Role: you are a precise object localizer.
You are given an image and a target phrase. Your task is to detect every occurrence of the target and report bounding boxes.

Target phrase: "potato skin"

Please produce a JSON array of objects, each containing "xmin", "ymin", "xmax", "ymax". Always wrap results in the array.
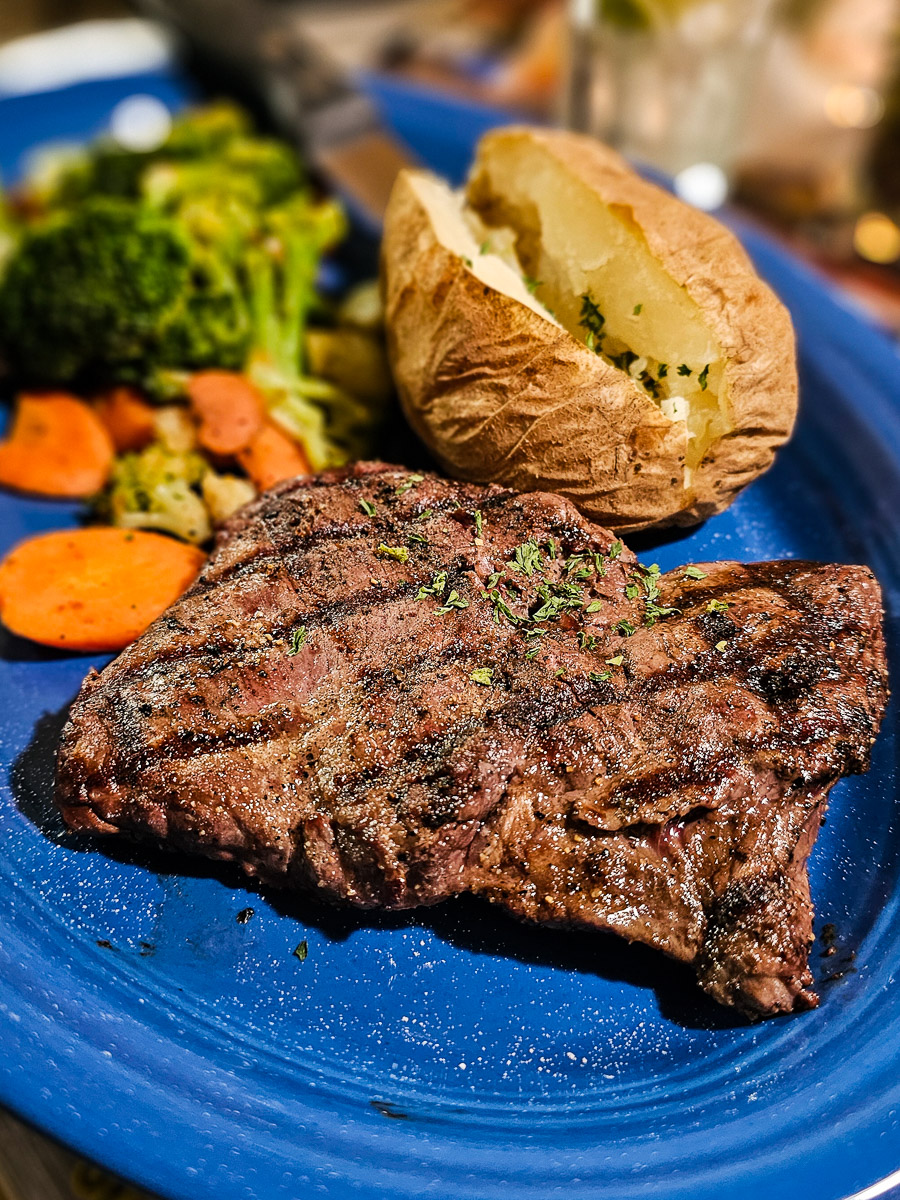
[{"xmin": 382, "ymin": 130, "xmax": 798, "ymax": 531}]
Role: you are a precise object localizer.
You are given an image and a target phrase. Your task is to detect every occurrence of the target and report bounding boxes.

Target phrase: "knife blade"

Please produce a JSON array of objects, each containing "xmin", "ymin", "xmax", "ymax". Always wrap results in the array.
[{"xmin": 134, "ymin": 0, "xmax": 418, "ymax": 225}]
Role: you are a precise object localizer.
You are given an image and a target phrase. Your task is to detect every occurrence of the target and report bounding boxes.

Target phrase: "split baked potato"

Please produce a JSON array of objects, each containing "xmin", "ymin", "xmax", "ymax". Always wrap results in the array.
[{"xmin": 381, "ymin": 127, "xmax": 797, "ymax": 531}]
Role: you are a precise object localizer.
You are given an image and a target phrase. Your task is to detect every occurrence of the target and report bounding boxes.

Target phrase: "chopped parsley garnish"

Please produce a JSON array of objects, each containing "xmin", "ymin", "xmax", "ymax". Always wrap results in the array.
[
  {"xmin": 633, "ymin": 303, "xmax": 643, "ymax": 315},
  {"xmin": 395, "ymin": 473, "xmax": 425, "ymax": 495},
  {"xmin": 625, "ymin": 583, "xmax": 640, "ymax": 600},
  {"xmin": 585, "ymin": 331, "xmax": 597, "ymax": 352},
  {"xmin": 508, "ymin": 537, "xmax": 543, "ymax": 577},
  {"xmin": 407, "ymin": 531, "xmax": 428, "ymax": 545},
  {"xmin": 683, "ymin": 566, "xmax": 708, "ymax": 580},
  {"xmin": 436, "ymin": 589, "xmax": 468, "ymax": 614},
  {"xmin": 417, "ymin": 508, "xmax": 433, "ymax": 521},
  {"xmin": 585, "ymin": 600, "xmax": 604, "ymax": 613},
  {"xmin": 524, "ymin": 275, "xmax": 542, "ymax": 295},
  {"xmin": 698, "ymin": 363, "xmax": 710, "ymax": 391},
  {"xmin": 474, "ymin": 509, "xmax": 484, "ymax": 537},
  {"xmin": 479, "ymin": 240, "xmax": 492, "ymax": 255},
  {"xmin": 525, "ymin": 648, "xmax": 540, "ymax": 660},
  {"xmin": 580, "ymin": 294, "xmax": 606, "ymax": 341},
  {"xmin": 294, "ymin": 940, "xmax": 308, "ymax": 962},
  {"xmin": 616, "ymin": 619, "xmax": 636, "ymax": 637},
  {"xmin": 485, "ymin": 571, "xmax": 501, "ymax": 590},
  {"xmin": 462, "ymin": 256, "xmax": 473, "ymax": 268},
  {"xmin": 546, "ymin": 538, "xmax": 558, "ymax": 560},
  {"xmin": 608, "ymin": 540, "xmax": 623, "ymax": 559},
  {"xmin": 589, "ymin": 670, "xmax": 612, "ymax": 683},
  {"xmin": 359, "ymin": 498, "xmax": 377, "ymax": 517},
  {"xmin": 470, "ymin": 666, "xmax": 494, "ymax": 686},
  {"xmin": 657, "ymin": 363, "xmax": 669, "ymax": 378},
  {"xmin": 642, "ymin": 573, "xmax": 661, "ymax": 601},
  {"xmin": 608, "ymin": 349, "xmax": 639, "ymax": 373},
  {"xmin": 555, "ymin": 667, "xmax": 566, "ymax": 678},
  {"xmin": 644, "ymin": 601, "xmax": 678, "ymax": 626},
  {"xmin": 606, "ymin": 655, "xmax": 624, "ymax": 666},
  {"xmin": 287, "ymin": 626, "xmax": 307, "ymax": 655},
  {"xmin": 417, "ymin": 571, "xmax": 447, "ymax": 599},
  {"xmin": 677, "ymin": 363, "xmax": 692, "ymax": 377},
  {"xmin": 378, "ymin": 543, "xmax": 409, "ymax": 563},
  {"xmin": 707, "ymin": 599, "xmax": 730, "ymax": 613},
  {"xmin": 577, "ymin": 631, "xmax": 599, "ymax": 650},
  {"xmin": 487, "ymin": 589, "xmax": 521, "ymax": 626}
]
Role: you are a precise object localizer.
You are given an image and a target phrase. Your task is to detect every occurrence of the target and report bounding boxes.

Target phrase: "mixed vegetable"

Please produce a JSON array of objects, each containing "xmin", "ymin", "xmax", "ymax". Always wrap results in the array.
[{"xmin": 0, "ymin": 101, "xmax": 392, "ymax": 651}]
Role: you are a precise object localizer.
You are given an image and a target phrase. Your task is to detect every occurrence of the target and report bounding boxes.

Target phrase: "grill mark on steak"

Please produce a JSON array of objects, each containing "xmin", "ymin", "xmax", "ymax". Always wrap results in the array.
[{"xmin": 55, "ymin": 463, "xmax": 889, "ymax": 1019}]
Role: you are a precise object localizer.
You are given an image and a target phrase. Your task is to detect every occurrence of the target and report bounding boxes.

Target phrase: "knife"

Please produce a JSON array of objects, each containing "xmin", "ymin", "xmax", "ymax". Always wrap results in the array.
[{"xmin": 134, "ymin": 0, "xmax": 417, "ymax": 226}]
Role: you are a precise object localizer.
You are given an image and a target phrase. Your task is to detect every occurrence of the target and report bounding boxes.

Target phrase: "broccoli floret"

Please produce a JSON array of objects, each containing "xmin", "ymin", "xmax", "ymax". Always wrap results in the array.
[
  {"xmin": 103, "ymin": 441, "xmax": 212, "ymax": 544},
  {"xmin": 0, "ymin": 198, "xmax": 250, "ymax": 386}
]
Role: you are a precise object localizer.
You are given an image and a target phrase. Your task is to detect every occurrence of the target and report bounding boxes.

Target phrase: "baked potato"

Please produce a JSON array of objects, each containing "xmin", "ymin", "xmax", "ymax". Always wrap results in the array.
[{"xmin": 381, "ymin": 127, "xmax": 797, "ymax": 531}]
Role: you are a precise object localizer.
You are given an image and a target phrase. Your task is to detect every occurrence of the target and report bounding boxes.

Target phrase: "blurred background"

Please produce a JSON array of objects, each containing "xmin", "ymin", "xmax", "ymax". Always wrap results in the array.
[
  {"xmin": 7, "ymin": 0, "xmax": 900, "ymax": 326},
  {"xmin": 3, "ymin": 0, "xmax": 900, "ymax": 329}
]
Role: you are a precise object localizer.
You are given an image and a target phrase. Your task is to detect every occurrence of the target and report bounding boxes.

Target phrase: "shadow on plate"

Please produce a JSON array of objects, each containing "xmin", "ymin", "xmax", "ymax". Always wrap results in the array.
[{"xmin": 12, "ymin": 698, "xmax": 746, "ymax": 1033}]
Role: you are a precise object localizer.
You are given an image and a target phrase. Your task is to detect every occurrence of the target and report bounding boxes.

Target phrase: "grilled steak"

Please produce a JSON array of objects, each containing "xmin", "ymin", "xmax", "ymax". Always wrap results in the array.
[{"xmin": 56, "ymin": 463, "xmax": 889, "ymax": 1017}]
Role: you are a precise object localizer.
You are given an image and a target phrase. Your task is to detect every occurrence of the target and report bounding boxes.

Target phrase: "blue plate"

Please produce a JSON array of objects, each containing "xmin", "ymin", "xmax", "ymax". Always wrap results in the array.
[{"xmin": 2, "ymin": 70, "xmax": 899, "ymax": 1200}]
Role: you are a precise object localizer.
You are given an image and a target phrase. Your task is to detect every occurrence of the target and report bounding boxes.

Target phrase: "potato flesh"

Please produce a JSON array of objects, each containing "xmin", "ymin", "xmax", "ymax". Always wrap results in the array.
[
  {"xmin": 467, "ymin": 149, "xmax": 731, "ymax": 472},
  {"xmin": 405, "ymin": 173, "xmax": 559, "ymax": 326}
]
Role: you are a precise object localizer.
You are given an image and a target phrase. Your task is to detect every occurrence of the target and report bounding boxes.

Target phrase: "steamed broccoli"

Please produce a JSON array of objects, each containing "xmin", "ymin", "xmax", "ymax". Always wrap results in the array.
[
  {"xmin": 0, "ymin": 198, "xmax": 250, "ymax": 386},
  {"xmin": 103, "ymin": 441, "xmax": 212, "ymax": 544}
]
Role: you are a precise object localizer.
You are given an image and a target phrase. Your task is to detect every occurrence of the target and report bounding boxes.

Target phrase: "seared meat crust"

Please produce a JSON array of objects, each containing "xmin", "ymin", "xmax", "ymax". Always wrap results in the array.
[{"xmin": 56, "ymin": 464, "xmax": 889, "ymax": 1016}]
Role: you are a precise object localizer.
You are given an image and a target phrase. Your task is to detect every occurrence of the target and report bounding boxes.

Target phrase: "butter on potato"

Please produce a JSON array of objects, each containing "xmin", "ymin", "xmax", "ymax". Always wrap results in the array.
[{"xmin": 381, "ymin": 127, "xmax": 797, "ymax": 531}]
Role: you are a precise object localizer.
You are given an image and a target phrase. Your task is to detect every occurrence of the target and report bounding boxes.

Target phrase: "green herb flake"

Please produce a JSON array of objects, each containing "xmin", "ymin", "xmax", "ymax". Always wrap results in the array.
[
  {"xmin": 359, "ymin": 498, "xmax": 377, "ymax": 517},
  {"xmin": 436, "ymin": 589, "xmax": 469, "ymax": 614},
  {"xmin": 417, "ymin": 571, "xmax": 447, "ymax": 600},
  {"xmin": 707, "ymin": 599, "xmax": 730, "ymax": 613},
  {"xmin": 287, "ymin": 626, "xmax": 307, "ymax": 655},
  {"xmin": 677, "ymin": 364, "xmax": 692, "ymax": 377},
  {"xmin": 479, "ymin": 240, "xmax": 492, "ymax": 255},
  {"xmin": 378, "ymin": 543, "xmax": 409, "ymax": 563},
  {"xmin": 407, "ymin": 531, "xmax": 428, "ymax": 545},
  {"xmin": 683, "ymin": 566, "xmax": 708, "ymax": 580},
  {"xmin": 294, "ymin": 940, "xmax": 308, "ymax": 962},
  {"xmin": 580, "ymin": 294, "xmax": 606, "ymax": 340},
  {"xmin": 616, "ymin": 619, "xmax": 636, "ymax": 637},
  {"xmin": 608, "ymin": 540, "xmax": 623, "ymax": 560},
  {"xmin": 524, "ymin": 275, "xmax": 542, "ymax": 295},
  {"xmin": 488, "ymin": 589, "xmax": 522, "ymax": 626},
  {"xmin": 474, "ymin": 510, "xmax": 484, "ymax": 537},
  {"xmin": 417, "ymin": 508, "xmax": 434, "ymax": 521},
  {"xmin": 589, "ymin": 670, "xmax": 612, "ymax": 683},
  {"xmin": 585, "ymin": 600, "xmax": 604, "ymax": 613},
  {"xmin": 395, "ymin": 473, "xmax": 425, "ymax": 495},
  {"xmin": 657, "ymin": 363, "xmax": 669, "ymax": 378},
  {"xmin": 525, "ymin": 648, "xmax": 540, "ymax": 660},
  {"xmin": 633, "ymin": 303, "xmax": 643, "ymax": 315},
  {"xmin": 462, "ymin": 256, "xmax": 473, "ymax": 268},
  {"xmin": 625, "ymin": 583, "xmax": 640, "ymax": 600},
  {"xmin": 606, "ymin": 655, "xmax": 624, "ymax": 666},
  {"xmin": 485, "ymin": 571, "xmax": 501, "ymax": 590},
  {"xmin": 555, "ymin": 667, "xmax": 566, "ymax": 678},
  {"xmin": 470, "ymin": 666, "xmax": 494, "ymax": 686},
  {"xmin": 698, "ymin": 363, "xmax": 710, "ymax": 391},
  {"xmin": 546, "ymin": 538, "xmax": 558, "ymax": 560},
  {"xmin": 585, "ymin": 330, "xmax": 596, "ymax": 352},
  {"xmin": 507, "ymin": 538, "xmax": 543, "ymax": 577},
  {"xmin": 577, "ymin": 631, "xmax": 599, "ymax": 650}
]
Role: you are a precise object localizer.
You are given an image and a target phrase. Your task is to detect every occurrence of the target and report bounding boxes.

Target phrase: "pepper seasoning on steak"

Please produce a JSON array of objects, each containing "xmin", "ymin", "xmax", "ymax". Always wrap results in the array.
[{"xmin": 56, "ymin": 463, "xmax": 889, "ymax": 1017}]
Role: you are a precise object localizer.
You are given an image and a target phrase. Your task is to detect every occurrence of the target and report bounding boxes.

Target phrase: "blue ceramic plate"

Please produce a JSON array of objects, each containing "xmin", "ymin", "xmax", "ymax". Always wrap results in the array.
[{"xmin": 1, "ymin": 70, "xmax": 898, "ymax": 1200}]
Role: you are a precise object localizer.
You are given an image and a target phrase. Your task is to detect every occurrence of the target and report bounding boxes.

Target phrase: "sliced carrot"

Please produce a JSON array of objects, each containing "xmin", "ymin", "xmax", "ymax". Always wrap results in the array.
[
  {"xmin": 187, "ymin": 371, "xmax": 264, "ymax": 457},
  {"xmin": 0, "ymin": 392, "xmax": 115, "ymax": 497},
  {"xmin": 94, "ymin": 386, "xmax": 157, "ymax": 453},
  {"xmin": 237, "ymin": 421, "xmax": 312, "ymax": 492},
  {"xmin": 0, "ymin": 528, "xmax": 206, "ymax": 652}
]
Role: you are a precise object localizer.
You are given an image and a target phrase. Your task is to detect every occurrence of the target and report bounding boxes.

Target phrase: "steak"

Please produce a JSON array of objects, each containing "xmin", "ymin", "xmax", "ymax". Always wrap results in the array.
[{"xmin": 56, "ymin": 463, "xmax": 889, "ymax": 1017}]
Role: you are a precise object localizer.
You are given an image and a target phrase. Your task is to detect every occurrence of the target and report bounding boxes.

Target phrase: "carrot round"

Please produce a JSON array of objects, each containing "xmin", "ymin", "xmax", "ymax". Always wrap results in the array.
[
  {"xmin": 237, "ymin": 421, "xmax": 312, "ymax": 492},
  {"xmin": 94, "ymin": 387, "xmax": 157, "ymax": 453},
  {"xmin": 0, "ymin": 528, "xmax": 206, "ymax": 652},
  {"xmin": 187, "ymin": 371, "xmax": 263, "ymax": 456},
  {"xmin": 0, "ymin": 392, "xmax": 115, "ymax": 497}
]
